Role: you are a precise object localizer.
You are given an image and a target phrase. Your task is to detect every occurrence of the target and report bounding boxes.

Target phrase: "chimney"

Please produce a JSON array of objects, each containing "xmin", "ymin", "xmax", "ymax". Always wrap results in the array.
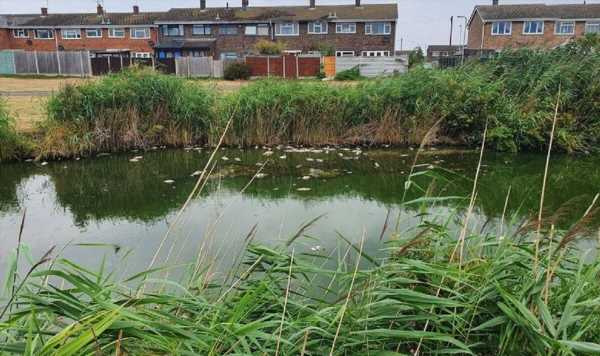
[
  {"xmin": 309, "ymin": 0, "xmax": 315, "ymax": 9},
  {"xmin": 492, "ymin": 0, "xmax": 499, "ymax": 5},
  {"xmin": 242, "ymin": 0, "xmax": 248, "ymax": 10},
  {"xmin": 97, "ymin": 4, "xmax": 104, "ymax": 15},
  {"xmin": 41, "ymin": 7, "xmax": 48, "ymax": 17},
  {"xmin": 355, "ymin": 0, "xmax": 361, "ymax": 7},
  {"xmin": 133, "ymin": 5, "xmax": 140, "ymax": 14},
  {"xmin": 200, "ymin": 0, "xmax": 206, "ymax": 10}
]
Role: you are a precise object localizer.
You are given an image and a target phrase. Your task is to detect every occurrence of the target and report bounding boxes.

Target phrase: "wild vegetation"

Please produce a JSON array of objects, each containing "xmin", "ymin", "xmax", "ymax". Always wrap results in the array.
[
  {"xmin": 1, "ymin": 35, "xmax": 598, "ymax": 160},
  {"xmin": 0, "ymin": 99, "xmax": 30, "ymax": 162},
  {"xmin": 40, "ymin": 69, "xmax": 214, "ymax": 158},
  {"xmin": 2, "ymin": 158, "xmax": 600, "ymax": 354}
]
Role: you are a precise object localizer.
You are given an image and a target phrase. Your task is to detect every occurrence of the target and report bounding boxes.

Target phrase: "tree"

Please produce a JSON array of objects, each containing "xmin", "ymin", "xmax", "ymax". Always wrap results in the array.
[{"xmin": 409, "ymin": 47, "xmax": 425, "ymax": 68}]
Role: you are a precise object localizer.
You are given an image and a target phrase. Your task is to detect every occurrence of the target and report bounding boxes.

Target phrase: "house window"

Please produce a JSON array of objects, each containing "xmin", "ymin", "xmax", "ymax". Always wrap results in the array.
[
  {"xmin": 220, "ymin": 25, "xmax": 238, "ymax": 35},
  {"xmin": 365, "ymin": 22, "xmax": 391, "ymax": 35},
  {"xmin": 491, "ymin": 21, "xmax": 512, "ymax": 35},
  {"xmin": 245, "ymin": 24, "xmax": 269, "ymax": 36},
  {"xmin": 336, "ymin": 23, "xmax": 357, "ymax": 34},
  {"xmin": 585, "ymin": 22, "xmax": 600, "ymax": 34},
  {"xmin": 361, "ymin": 50, "xmax": 390, "ymax": 57},
  {"xmin": 12, "ymin": 29, "xmax": 28, "ymax": 38},
  {"xmin": 162, "ymin": 25, "xmax": 183, "ymax": 37},
  {"xmin": 133, "ymin": 52, "xmax": 152, "ymax": 59},
  {"xmin": 61, "ymin": 29, "xmax": 81, "ymax": 39},
  {"xmin": 523, "ymin": 21, "xmax": 544, "ymax": 35},
  {"xmin": 34, "ymin": 29, "xmax": 54, "ymax": 39},
  {"xmin": 335, "ymin": 50, "xmax": 355, "ymax": 57},
  {"xmin": 109, "ymin": 28, "xmax": 126, "ymax": 38},
  {"xmin": 220, "ymin": 52, "xmax": 239, "ymax": 60},
  {"xmin": 555, "ymin": 21, "xmax": 575, "ymax": 35},
  {"xmin": 275, "ymin": 22, "xmax": 299, "ymax": 36},
  {"xmin": 85, "ymin": 28, "xmax": 102, "ymax": 38},
  {"xmin": 131, "ymin": 28, "xmax": 151, "ymax": 39},
  {"xmin": 192, "ymin": 24, "xmax": 211, "ymax": 35},
  {"xmin": 308, "ymin": 21, "xmax": 328, "ymax": 34}
]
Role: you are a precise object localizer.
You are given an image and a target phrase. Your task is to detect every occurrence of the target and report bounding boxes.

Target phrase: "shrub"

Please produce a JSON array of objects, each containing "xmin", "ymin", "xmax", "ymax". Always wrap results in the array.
[
  {"xmin": 254, "ymin": 39, "xmax": 284, "ymax": 55},
  {"xmin": 334, "ymin": 66, "xmax": 362, "ymax": 81},
  {"xmin": 0, "ymin": 99, "xmax": 30, "ymax": 161},
  {"xmin": 223, "ymin": 62, "xmax": 252, "ymax": 81},
  {"xmin": 44, "ymin": 68, "xmax": 215, "ymax": 157}
]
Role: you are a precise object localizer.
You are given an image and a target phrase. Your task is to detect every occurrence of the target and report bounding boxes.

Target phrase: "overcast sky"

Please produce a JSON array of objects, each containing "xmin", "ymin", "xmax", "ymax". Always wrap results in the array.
[{"xmin": 1, "ymin": 0, "xmax": 598, "ymax": 48}]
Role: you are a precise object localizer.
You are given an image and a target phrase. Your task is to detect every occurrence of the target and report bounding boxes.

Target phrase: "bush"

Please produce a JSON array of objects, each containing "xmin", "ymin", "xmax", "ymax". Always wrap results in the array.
[
  {"xmin": 0, "ymin": 99, "xmax": 30, "ymax": 161},
  {"xmin": 44, "ymin": 68, "xmax": 215, "ymax": 157},
  {"xmin": 223, "ymin": 62, "xmax": 252, "ymax": 81},
  {"xmin": 254, "ymin": 39, "xmax": 284, "ymax": 55},
  {"xmin": 334, "ymin": 66, "xmax": 362, "ymax": 81}
]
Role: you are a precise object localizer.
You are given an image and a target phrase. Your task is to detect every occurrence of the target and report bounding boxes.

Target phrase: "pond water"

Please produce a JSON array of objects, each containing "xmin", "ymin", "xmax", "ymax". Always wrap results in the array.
[{"xmin": 1, "ymin": 147, "xmax": 599, "ymax": 283}]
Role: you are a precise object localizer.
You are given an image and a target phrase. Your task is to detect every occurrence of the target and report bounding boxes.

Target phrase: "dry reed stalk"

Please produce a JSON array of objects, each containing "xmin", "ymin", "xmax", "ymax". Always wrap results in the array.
[
  {"xmin": 141, "ymin": 115, "xmax": 234, "ymax": 296},
  {"xmin": 330, "ymin": 229, "xmax": 366, "ymax": 356},
  {"xmin": 414, "ymin": 120, "xmax": 488, "ymax": 356},
  {"xmin": 534, "ymin": 84, "xmax": 561, "ymax": 275},
  {"xmin": 276, "ymin": 248, "xmax": 295, "ymax": 356},
  {"xmin": 499, "ymin": 185, "xmax": 512, "ymax": 239}
]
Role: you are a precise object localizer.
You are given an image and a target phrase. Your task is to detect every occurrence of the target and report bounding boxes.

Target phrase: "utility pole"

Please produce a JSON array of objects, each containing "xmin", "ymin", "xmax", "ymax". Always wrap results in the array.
[{"xmin": 449, "ymin": 16, "xmax": 454, "ymax": 46}]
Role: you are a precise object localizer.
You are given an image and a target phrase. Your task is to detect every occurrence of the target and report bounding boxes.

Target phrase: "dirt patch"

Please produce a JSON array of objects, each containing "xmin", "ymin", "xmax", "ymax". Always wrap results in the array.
[{"xmin": 0, "ymin": 76, "xmax": 90, "ymax": 93}]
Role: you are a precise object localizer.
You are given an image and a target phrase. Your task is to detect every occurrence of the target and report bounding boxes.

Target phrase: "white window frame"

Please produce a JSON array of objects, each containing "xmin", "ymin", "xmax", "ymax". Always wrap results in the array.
[
  {"xmin": 275, "ymin": 22, "xmax": 299, "ymax": 36},
  {"xmin": 220, "ymin": 52, "xmax": 239, "ymax": 60},
  {"xmin": 163, "ymin": 25, "xmax": 184, "ymax": 37},
  {"xmin": 491, "ymin": 21, "xmax": 512, "ymax": 36},
  {"xmin": 61, "ymin": 29, "xmax": 81, "ymax": 40},
  {"xmin": 34, "ymin": 29, "xmax": 54, "ymax": 40},
  {"xmin": 220, "ymin": 25, "xmax": 238, "ymax": 35},
  {"xmin": 365, "ymin": 22, "xmax": 391, "ymax": 35},
  {"xmin": 335, "ymin": 50, "xmax": 355, "ymax": 57},
  {"xmin": 555, "ymin": 21, "xmax": 575, "ymax": 35},
  {"xmin": 336, "ymin": 22, "xmax": 357, "ymax": 34},
  {"xmin": 130, "ymin": 27, "xmax": 150, "ymax": 39},
  {"xmin": 308, "ymin": 21, "xmax": 328, "ymax": 34},
  {"xmin": 244, "ymin": 24, "xmax": 268, "ymax": 36},
  {"xmin": 85, "ymin": 28, "xmax": 102, "ymax": 38},
  {"xmin": 586, "ymin": 21, "xmax": 600, "ymax": 34},
  {"xmin": 523, "ymin": 21, "xmax": 544, "ymax": 35},
  {"xmin": 133, "ymin": 52, "xmax": 152, "ymax": 59},
  {"xmin": 108, "ymin": 28, "xmax": 126, "ymax": 38},
  {"xmin": 192, "ymin": 24, "xmax": 211, "ymax": 35},
  {"xmin": 12, "ymin": 29, "xmax": 29, "ymax": 38},
  {"xmin": 361, "ymin": 50, "xmax": 390, "ymax": 57}
]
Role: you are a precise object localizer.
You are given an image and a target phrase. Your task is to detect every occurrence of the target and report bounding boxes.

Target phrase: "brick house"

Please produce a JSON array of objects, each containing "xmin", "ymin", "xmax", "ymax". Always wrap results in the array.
[
  {"xmin": 467, "ymin": 3, "xmax": 600, "ymax": 51},
  {"xmin": 155, "ymin": 0, "xmax": 397, "ymax": 60},
  {"xmin": 1, "ymin": 5, "xmax": 159, "ymax": 59}
]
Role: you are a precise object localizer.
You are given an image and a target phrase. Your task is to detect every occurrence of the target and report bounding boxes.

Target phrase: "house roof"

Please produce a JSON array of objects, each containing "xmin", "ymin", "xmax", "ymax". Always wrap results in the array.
[
  {"xmin": 0, "ymin": 14, "xmax": 38, "ymax": 27},
  {"xmin": 474, "ymin": 4, "xmax": 600, "ymax": 21},
  {"xmin": 156, "ymin": 4, "xmax": 398, "ymax": 23},
  {"xmin": 15, "ymin": 12, "xmax": 162, "ymax": 27}
]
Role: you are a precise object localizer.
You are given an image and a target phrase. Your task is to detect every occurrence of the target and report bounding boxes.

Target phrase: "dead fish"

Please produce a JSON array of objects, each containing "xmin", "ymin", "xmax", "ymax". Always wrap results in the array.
[
  {"xmin": 221, "ymin": 156, "xmax": 229, "ymax": 161},
  {"xmin": 164, "ymin": 180, "xmax": 175, "ymax": 184},
  {"xmin": 279, "ymin": 155, "xmax": 287, "ymax": 159},
  {"xmin": 302, "ymin": 176, "xmax": 311, "ymax": 180},
  {"xmin": 41, "ymin": 162, "xmax": 48, "ymax": 166},
  {"xmin": 191, "ymin": 170, "xmax": 204, "ymax": 177},
  {"xmin": 234, "ymin": 157, "xmax": 242, "ymax": 162},
  {"xmin": 263, "ymin": 151, "xmax": 274, "ymax": 156},
  {"xmin": 297, "ymin": 187, "xmax": 312, "ymax": 192},
  {"xmin": 256, "ymin": 173, "xmax": 268, "ymax": 179}
]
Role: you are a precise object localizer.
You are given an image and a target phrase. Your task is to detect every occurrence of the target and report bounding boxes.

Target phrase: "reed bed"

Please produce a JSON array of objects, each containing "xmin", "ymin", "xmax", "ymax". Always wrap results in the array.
[{"xmin": 0, "ymin": 98, "xmax": 30, "ymax": 162}]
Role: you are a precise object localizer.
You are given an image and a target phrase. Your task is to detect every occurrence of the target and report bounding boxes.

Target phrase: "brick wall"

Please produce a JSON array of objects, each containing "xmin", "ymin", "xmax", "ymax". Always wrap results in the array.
[
  {"xmin": 160, "ymin": 22, "xmax": 395, "ymax": 59},
  {"xmin": 0, "ymin": 28, "xmax": 10, "ymax": 49},
  {"xmin": 4, "ymin": 28, "xmax": 157, "ymax": 53},
  {"xmin": 469, "ymin": 17, "xmax": 588, "ymax": 50}
]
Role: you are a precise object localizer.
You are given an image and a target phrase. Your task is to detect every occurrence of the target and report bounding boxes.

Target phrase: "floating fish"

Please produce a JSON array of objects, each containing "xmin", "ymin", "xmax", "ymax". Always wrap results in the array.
[{"xmin": 164, "ymin": 180, "xmax": 175, "ymax": 184}]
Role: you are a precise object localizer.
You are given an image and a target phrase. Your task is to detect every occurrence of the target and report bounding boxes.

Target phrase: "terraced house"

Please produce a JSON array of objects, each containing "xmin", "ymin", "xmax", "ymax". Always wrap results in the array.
[
  {"xmin": 0, "ymin": 5, "xmax": 160, "ymax": 59},
  {"xmin": 468, "ymin": 3, "xmax": 600, "ymax": 51},
  {"xmin": 154, "ymin": 0, "xmax": 397, "ymax": 59},
  {"xmin": 0, "ymin": 1, "xmax": 396, "ymax": 60}
]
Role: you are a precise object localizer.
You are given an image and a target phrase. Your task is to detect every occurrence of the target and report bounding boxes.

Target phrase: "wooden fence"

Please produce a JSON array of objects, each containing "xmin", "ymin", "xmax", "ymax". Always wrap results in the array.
[
  {"xmin": 174, "ymin": 57, "xmax": 224, "ymax": 78},
  {"xmin": 245, "ymin": 55, "xmax": 320, "ymax": 78},
  {"xmin": 0, "ymin": 50, "xmax": 91, "ymax": 77},
  {"xmin": 335, "ymin": 56, "xmax": 408, "ymax": 77}
]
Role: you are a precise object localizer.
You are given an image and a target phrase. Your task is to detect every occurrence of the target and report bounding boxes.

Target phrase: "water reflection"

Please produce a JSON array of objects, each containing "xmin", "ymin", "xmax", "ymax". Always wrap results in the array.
[{"xmin": 1, "ymin": 148, "xmax": 599, "ymax": 282}]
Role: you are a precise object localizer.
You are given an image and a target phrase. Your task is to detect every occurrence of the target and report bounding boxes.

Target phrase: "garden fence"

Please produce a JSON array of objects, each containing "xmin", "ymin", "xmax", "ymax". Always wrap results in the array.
[
  {"xmin": 175, "ymin": 57, "xmax": 224, "ymax": 78},
  {"xmin": 335, "ymin": 56, "xmax": 409, "ymax": 77},
  {"xmin": 0, "ymin": 50, "xmax": 91, "ymax": 76}
]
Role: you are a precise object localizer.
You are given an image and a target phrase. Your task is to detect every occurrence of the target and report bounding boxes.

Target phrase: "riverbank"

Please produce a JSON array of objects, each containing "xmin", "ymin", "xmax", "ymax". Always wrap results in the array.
[{"xmin": 0, "ymin": 35, "xmax": 598, "ymax": 162}]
